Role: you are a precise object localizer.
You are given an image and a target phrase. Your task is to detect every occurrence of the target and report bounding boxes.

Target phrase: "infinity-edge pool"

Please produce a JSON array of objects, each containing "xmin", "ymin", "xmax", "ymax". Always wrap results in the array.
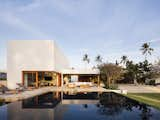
[{"xmin": 0, "ymin": 92, "xmax": 160, "ymax": 120}]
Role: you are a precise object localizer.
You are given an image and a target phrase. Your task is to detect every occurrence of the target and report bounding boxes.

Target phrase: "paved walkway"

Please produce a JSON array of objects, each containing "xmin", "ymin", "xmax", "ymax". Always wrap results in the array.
[
  {"xmin": 118, "ymin": 84, "xmax": 160, "ymax": 93},
  {"xmin": 2, "ymin": 84, "xmax": 159, "ymax": 102},
  {"xmin": 0, "ymin": 87, "xmax": 55, "ymax": 102},
  {"xmin": 0, "ymin": 86, "xmax": 121, "ymax": 102}
]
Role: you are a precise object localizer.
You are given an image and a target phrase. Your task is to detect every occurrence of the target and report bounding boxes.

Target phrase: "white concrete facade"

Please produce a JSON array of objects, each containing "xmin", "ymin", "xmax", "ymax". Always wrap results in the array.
[{"xmin": 7, "ymin": 40, "xmax": 69, "ymax": 89}]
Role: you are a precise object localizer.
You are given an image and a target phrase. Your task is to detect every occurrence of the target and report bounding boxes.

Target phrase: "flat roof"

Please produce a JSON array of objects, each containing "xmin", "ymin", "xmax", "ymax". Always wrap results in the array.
[{"xmin": 62, "ymin": 68, "xmax": 100, "ymax": 74}]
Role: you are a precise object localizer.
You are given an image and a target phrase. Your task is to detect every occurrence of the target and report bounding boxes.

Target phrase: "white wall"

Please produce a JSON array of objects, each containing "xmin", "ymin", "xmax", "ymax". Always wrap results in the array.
[
  {"xmin": 54, "ymin": 41, "xmax": 70, "ymax": 72},
  {"xmin": 7, "ymin": 40, "xmax": 69, "ymax": 89}
]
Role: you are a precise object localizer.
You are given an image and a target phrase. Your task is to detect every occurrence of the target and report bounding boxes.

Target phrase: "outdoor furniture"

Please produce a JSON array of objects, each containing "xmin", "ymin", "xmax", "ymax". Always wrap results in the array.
[
  {"xmin": 39, "ymin": 80, "xmax": 49, "ymax": 87},
  {"xmin": 67, "ymin": 83, "xmax": 76, "ymax": 88},
  {"xmin": 48, "ymin": 80, "xmax": 56, "ymax": 86},
  {"xmin": 16, "ymin": 83, "xmax": 33, "ymax": 91},
  {"xmin": 0, "ymin": 85, "xmax": 18, "ymax": 94},
  {"xmin": 16, "ymin": 83, "xmax": 26, "ymax": 92},
  {"xmin": 29, "ymin": 82, "xmax": 37, "ymax": 87},
  {"xmin": 80, "ymin": 84, "xmax": 90, "ymax": 88},
  {"xmin": 74, "ymin": 82, "xmax": 94, "ymax": 87}
]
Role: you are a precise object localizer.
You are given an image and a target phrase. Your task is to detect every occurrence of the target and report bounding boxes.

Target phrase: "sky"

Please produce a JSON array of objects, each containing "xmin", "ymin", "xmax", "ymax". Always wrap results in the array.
[{"xmin": 0, "ymin": 0, "xmax": 160, "ymax": 70}]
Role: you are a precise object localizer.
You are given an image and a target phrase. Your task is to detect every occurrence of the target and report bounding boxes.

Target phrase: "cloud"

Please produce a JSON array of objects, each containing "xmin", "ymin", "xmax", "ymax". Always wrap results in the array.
[
  {"xmin": 147, "ymin": 39, "xmax": 160, "ymax": 43},
  {"xmin": 0, "ymin": 11, "xmax": 50, "ymax": 39}
]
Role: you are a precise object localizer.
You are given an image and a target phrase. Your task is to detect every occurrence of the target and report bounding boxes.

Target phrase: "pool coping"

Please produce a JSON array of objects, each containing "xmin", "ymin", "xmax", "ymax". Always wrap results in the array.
[{"xmin": 0, "ymin": 86, "xmax": 124, "ymax": 102}]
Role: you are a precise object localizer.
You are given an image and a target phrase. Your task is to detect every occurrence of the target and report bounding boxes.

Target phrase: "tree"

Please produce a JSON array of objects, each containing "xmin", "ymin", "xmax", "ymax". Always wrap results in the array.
[
  {"xmin": 83, "ymin": 54, "xmax": 90, "ymax": 68},
  {"xmin": 140, "ymin": 43, "xmax": 154, "ymax": 60},
  {"xmin": 115, "ymin": 60, "xmax": 119, "ymax": 66},
  {"xmin": 120, "ymin": 55, "xmax": 128, "ymax": 66},
  {"xmin": 138, "ymin": 60, "xmax": 152, "ymax": 83},
  {"xmin": 125, "ymin": 60, "xmax": 140, "ymax": 84},
  {"xmin": 95, "ymin": 55, "xmax": 103, "ymax": 65},
  {"xmin": 98, "ymin": 63, "xmax": 122, "ymax": 88}
]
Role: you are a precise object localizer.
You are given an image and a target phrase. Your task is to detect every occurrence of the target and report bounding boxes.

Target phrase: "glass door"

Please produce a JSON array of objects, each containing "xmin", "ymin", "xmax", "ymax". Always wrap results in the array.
[{"xmin": 24, "ymin": 72, "xmax": 36, "ymax": 87}]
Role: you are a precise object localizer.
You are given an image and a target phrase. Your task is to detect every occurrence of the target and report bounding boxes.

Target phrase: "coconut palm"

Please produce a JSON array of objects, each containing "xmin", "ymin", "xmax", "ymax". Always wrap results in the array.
[
  {"xmin": 115, "ymin": 60, "xmax": 119, "ymax": 65},
  {"xmin": 83, "ymin": 54, "xmax": 90, "ymax": 63},
  {"xmin": 140, "ymin": 43, "xmax": 154, "ymax": 60},
  {"xmin": 120, "ymin": 55, "xmax": 128, "ymax": 66},
  {"xmin": 83, "ymin": 54, "xmax": 90, "ymax": 69},
  {"xmin": 95, "ymin": 55, "xmax": 103, "ymax": 65}
]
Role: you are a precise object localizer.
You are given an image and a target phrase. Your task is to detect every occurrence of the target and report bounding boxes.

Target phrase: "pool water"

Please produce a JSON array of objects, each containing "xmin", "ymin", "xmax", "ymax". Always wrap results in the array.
[{"xmin": 0, "ymin": 92, "xmax": 160, "ymax": 120}]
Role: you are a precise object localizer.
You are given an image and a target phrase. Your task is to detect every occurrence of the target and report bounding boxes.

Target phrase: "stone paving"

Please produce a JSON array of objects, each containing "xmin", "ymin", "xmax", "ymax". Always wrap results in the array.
[
  {"xmin": 0, "ymin": 86, "xmax": 122, "ymax": 102},
  {"xmin": 2, "ymin": 84, "xmax": 159, "ymax": 102}
]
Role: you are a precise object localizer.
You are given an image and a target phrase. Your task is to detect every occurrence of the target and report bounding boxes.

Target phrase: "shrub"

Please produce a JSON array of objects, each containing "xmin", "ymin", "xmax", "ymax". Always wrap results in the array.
[{"xmin": 149, "ymin": 80, "xmax": 155, "ymax": 85}]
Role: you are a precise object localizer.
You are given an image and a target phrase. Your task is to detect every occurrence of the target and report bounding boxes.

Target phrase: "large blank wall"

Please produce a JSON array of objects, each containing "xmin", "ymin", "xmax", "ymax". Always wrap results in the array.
[{"xmin": 7, "ymin": 40, "xmax": 69, "ymax": 89}]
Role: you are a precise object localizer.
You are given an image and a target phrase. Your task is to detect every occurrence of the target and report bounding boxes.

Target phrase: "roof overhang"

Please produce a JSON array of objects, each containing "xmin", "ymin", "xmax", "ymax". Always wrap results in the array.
[{"xmin": 62, "ymin": 68, "xmax": 100, "ymax": 75}]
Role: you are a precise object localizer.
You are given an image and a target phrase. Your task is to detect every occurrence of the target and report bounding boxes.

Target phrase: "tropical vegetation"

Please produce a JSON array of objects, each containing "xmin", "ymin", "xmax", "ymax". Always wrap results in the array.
[
  {"xmin": 125, "ymin": 93, "xmax": 160, "ymax": 110},
  {"xmin": 98, "ymin": 63, "xmax": 122, "ymax": 88},
  {"xmin": 82, "ymin": 42, "xmax": 160, "ymax": 88}
]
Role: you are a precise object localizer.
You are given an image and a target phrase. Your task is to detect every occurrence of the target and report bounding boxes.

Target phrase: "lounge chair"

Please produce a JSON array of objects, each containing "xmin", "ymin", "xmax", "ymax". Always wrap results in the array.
[{"xmin": 0, "ymin": 85, "xmax": 18, "ymax": 94}]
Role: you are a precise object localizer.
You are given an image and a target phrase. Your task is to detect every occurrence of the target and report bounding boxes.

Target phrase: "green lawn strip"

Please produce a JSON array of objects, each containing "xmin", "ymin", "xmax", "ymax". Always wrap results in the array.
[
  {"xmin": 124, "ymin": 93, "xmax": 160, "ymax": 110},
  {"xmin": 130, "ymin": 93, "xmax": 160, "ymax": 101}
]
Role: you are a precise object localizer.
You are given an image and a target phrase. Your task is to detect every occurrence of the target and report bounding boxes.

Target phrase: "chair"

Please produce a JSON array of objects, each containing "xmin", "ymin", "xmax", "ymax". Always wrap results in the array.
[{"xmin": 0, "ymin": 85, "xmax": 18, "ymax": 94}]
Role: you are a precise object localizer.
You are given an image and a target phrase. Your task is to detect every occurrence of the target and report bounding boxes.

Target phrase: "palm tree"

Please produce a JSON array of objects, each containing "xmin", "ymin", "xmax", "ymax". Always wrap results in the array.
[
  {"xmin": 120, "ymin": 55, "xmax": 128, "ymax": 66},
  {"xmin": 115, "ymin": 60, "xmax": 119, "ymax": 65},
  {"xmin": 140, "ymin": 43, "xmax": 154, "ymax": 60},
  {"xmin": 83, "ymin": 54, "xmax": 90, "ymax": 68},
  {"xmin": 95, "ymin": 55, "xmax": 103, "ymax": 65}
]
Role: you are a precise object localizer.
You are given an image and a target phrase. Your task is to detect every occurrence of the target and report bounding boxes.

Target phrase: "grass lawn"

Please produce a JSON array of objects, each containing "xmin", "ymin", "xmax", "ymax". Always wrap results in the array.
[{"xmin": 125, "ymin": 93, "xmax": 160, "ymax": 110}]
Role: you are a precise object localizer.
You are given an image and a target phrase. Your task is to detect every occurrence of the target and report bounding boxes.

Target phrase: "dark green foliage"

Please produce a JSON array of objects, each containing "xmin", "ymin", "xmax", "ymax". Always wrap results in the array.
[
  {"xmin": 148, "ymin": 80, "xmax": 155, "ymax": 85},
  {"xmin": 140, "ymin": 42, "xmax": 154, "ymax": 60},
  {"xmin": 98, "ymin": 63, "xmax": 122, "ymax": 88},
  {"xmin": 0, "ymin": 78, "xmax": 7, "ymax": 81},
  {"xmin": 123, "ymin": 60, "xmax": 152, "ymax": 84}
]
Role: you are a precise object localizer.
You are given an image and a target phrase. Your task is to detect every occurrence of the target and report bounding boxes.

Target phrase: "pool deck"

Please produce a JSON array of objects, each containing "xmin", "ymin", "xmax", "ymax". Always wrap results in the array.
[
  {"xmin": 0, "ymin": 86, "xmax": 122, "ymax": 102},
  {"xmin": 118, "ymin": 84, "xmax": 160, "ymax": 93}
]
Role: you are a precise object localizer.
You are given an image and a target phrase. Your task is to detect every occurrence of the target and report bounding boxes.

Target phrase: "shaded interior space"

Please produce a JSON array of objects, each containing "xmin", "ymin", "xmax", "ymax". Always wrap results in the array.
[
  {"xmin": 63, "ymin": 74, "xmax": 100, "ymax": 87},
  {"xmin": 22, "ymin": 92, "xmax": 61, "ymax": 109},
  {"xmin": 22, "ymin": 71, "xmax": 61, "ymax": 88}
]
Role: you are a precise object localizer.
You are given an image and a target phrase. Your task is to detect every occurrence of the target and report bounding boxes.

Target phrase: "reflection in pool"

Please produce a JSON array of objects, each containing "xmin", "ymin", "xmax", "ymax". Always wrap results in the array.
[{"xmin": 0, "ymin": 92, "xmax": 160, "ymax": 120}]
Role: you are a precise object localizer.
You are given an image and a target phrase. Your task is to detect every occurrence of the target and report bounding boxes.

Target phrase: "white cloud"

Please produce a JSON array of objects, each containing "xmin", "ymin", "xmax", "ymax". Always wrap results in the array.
[
  {"xmin": 147, "ymin": 39, "xmax": 160, "ymax": 43},
  {"xmin": 0, "ymin": 12, "xmax": 50, "ymax": 39}
]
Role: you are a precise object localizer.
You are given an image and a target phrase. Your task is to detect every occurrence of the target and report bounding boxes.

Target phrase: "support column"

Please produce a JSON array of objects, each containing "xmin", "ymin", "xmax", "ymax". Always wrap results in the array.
[
  {"xmin": 22, "ymin": 72, "xmax": 24, "ymax": 85},
  {"xmin": 56, "ymin": 74, "xmax": 58, "ymax": 87},
  {"xmin": 36, "ymin": 72, "xmax": 38, "ymax": 88},
  {"xmin": 98, "ymin": 75, "xmax": 100, "ymax": 87},
  {"xmin": 61, "ymin": 74, "xmax": 63, "ymax": 88}
]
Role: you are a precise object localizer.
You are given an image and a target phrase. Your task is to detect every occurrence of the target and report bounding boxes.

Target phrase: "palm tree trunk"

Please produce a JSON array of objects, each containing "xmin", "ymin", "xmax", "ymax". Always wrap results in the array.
[{"xmin": 145, "ymin": 54, "xmax": 147, "ymax": 60}]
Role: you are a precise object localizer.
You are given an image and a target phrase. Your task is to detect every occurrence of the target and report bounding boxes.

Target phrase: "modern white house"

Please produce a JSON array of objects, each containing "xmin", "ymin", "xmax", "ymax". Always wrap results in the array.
[{"xmin": 7, "ymin": 40, "xmax": 100, "ymax": 89}]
